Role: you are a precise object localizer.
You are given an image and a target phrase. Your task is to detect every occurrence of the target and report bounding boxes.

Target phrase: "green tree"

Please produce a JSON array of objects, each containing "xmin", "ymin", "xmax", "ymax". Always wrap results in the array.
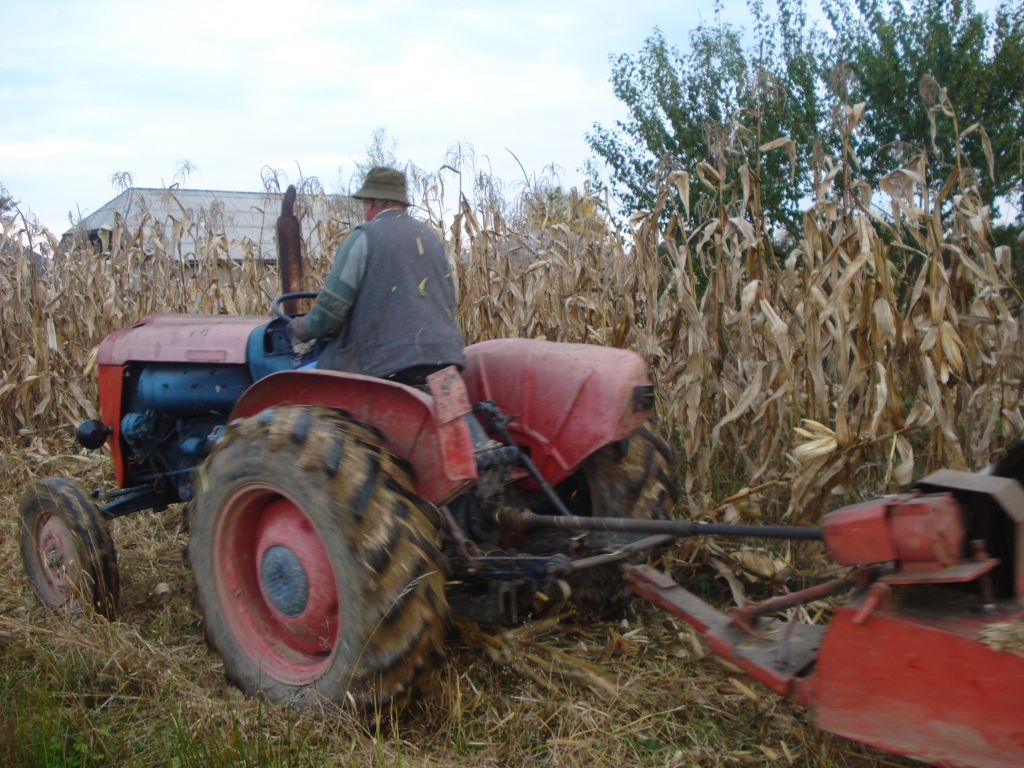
[
  {"xmin": 0, "ymin": 182, "xmax": 15, "ymax": 220},
  {"xmin": 821, "ymin": 0, "xmax": 1024, "ymax": 215},
  {"xmin": 588, "ymin": 0, "xmax": 1024, "ymax": 229},
  {"xmin": 587, "ymin": 0, "xmax": 826, "ymax": 237},
  {"xmin": 350, "ymin": 126, "xmax": 400, "ymax": 190}
]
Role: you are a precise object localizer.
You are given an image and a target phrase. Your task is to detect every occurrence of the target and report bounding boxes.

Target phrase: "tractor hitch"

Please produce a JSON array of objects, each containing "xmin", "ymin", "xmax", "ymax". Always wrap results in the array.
[
  {"xmin": 453, "ymin": 534, "xmax": 679, "ymax": 582},
  {"xmin": 496, "ymin": 508, "xmax": 824, "ymax": 541},
  {"xmin": 473, "ymin": 401, "xmax": 575, "ymax": 517},
  {"xmin": 455, "ymin": 553, "xmax": 574, "ymax": 581}
]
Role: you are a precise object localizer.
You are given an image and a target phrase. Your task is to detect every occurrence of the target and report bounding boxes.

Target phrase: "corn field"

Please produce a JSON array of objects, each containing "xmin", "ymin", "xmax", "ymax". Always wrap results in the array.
[
  {"xmin": 1, "ymin": 122, "xmax": 1021, "ymax": 530},
  {"xmin": 1, "ymin": 108, "xmax": 1023, "ymax": 767}
]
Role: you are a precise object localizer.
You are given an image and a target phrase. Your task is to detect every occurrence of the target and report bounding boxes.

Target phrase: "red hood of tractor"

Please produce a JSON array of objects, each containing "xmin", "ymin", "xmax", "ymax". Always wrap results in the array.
[{"xmin": 97, "ymin": 314, "xmax": 265, "ymax": 365}]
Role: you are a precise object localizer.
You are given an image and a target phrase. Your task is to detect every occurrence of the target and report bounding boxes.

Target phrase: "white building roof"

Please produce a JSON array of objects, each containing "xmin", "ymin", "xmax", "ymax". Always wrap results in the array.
[{"xmin": 72, "ymin": 187, "xmax": 352, "ymax": 261}]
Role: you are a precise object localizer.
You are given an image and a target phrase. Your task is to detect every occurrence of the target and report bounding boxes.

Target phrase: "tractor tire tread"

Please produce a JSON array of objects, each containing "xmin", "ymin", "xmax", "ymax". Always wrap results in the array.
[
  {"xmin": 190, "ymin": 405, "xmax": 447, "ymax": 708},
  {"xmin": 19, "ymin": 477, "xmax": 119, "ymax": 618},
  {"xmin": 569, "ymin": 426, "xmax": 676, "ymax": 616}
]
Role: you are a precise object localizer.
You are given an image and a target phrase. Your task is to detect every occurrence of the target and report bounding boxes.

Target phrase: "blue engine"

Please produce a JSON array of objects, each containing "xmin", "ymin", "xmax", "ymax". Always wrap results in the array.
[
  {"xmin": 133, "ymin": 364, "xmax": 254, "ymax": 416},
  {"xmin": 117, "ymin": 320, "xmax": 316, "ymax": 499}
]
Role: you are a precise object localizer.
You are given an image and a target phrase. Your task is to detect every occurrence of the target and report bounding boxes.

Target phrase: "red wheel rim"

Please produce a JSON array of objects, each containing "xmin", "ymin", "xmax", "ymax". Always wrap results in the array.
[
  {"xmin": 36, "ymin": 514, "xmax": 82, "ymax": 610},
  {"xmin": 213, "ymin": 485, "xmax": 340, "ymax": 685}
]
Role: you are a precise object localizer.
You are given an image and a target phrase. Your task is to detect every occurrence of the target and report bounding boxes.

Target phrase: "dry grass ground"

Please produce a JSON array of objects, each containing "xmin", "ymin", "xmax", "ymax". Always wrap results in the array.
[
  {"xmin": 1, "ymin": 109, "xmax": 1019, "ymax": 765},
  {"xmin": 0, "ymin": 438, "xmax": 911, "ymax": 768}
]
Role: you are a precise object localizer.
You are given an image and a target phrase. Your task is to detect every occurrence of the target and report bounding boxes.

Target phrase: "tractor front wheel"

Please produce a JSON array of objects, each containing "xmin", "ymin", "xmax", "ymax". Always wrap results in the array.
[
  {"xmin": 188, "ymin": 406, "xmax": 448, "ymax": 708},
  {"xmin": 19, "ymin": 477, "xmax": 119, "ymax": 618}
]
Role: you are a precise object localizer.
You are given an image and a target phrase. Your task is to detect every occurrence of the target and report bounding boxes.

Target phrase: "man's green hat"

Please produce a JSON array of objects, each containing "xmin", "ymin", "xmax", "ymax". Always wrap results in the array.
[{"xmin": 352, "ymin": 166, "xmax": 409, "ymax": 204}]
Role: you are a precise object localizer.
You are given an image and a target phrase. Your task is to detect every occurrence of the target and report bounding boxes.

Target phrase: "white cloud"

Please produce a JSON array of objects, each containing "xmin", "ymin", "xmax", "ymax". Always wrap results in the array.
[
  {"xmin": 2, "ymin": 0, "xmax": 1009, "ymax": 235},
  {"xmin": 0, "ymin": 138, "xmax": 124, "ymax": 160}
]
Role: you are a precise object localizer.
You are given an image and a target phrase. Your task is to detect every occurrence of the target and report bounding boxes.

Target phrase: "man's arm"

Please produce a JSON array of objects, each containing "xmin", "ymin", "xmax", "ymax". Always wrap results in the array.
[{"xmin": 289, "ymin": 229, "xmax": 368, "ymax": 341}]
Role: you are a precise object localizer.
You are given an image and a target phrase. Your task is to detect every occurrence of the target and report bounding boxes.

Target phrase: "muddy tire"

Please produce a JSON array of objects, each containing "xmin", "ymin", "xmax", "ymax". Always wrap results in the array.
[
  {"xmin": 567, "ymin": 426, "xmax": 677, "ymax": 615},
  {"xmin": 19, "ymin": 477, "xmax": 119, "ymax": 618},
  {"xmin": 188, "ymin": 406, "xmax": 448, "ymax": 708},
  {"xmin": 991, "ymin": 440, "xmax": 1024, "ymax": 485}
]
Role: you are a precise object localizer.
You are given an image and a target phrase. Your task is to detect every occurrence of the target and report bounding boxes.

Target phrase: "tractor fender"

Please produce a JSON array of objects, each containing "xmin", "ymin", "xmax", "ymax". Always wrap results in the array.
[
  {"xmin": 461, "ymin": 339, "xmax": 654, "ymax": 487},
  {"xmin": 229, "ymin": 369, "xmax": 476, "ymax": 506}
]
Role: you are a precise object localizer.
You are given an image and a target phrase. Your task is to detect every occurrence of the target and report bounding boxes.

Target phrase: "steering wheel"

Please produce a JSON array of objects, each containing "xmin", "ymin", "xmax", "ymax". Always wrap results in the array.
[{"xmin": 271, "ymin": 291, "xmax": 319, "ymax": 322}]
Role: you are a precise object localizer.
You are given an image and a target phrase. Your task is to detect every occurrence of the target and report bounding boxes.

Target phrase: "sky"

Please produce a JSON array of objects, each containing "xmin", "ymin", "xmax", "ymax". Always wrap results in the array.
[{"xmin": 0, "ymin": 0, "xmax": 1010, "ymax": 237}]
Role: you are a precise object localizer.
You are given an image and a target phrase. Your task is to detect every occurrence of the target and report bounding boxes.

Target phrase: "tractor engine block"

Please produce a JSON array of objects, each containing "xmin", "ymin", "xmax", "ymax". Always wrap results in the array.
[{"xmin": 117, "ymin": 363, "xmax": 252, "ymax": 498}]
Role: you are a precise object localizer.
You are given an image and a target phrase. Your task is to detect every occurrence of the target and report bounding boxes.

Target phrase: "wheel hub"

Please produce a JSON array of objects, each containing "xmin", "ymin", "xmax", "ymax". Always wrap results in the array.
[
  {"xmin": 38, "ymin": 515, "xmax": 76, "ymax": 593},
  {"xmin": 214, "ymin": 486, "xmax": 340, "ymax": 685},
  {"xmin": 260, "ymin": 545, "xmax": 309, "ymax": 618}
]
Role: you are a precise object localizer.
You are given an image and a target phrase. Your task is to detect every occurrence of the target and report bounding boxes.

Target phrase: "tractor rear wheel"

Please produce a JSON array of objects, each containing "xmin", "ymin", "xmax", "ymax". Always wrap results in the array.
[
  {"xmin": 19, "ymin": 477, "xmax": 119, "ymax": 618},
  {"xmin": 991, "ymin": 440, "xmax": 1024, "ymax": 485},
  {"xmin": 188, "ymin": 406, "xmax": 449, "ymax": 708},
  {"xmin": 568, "ymin": 425, "xmax": 677, "ymax": 615}
]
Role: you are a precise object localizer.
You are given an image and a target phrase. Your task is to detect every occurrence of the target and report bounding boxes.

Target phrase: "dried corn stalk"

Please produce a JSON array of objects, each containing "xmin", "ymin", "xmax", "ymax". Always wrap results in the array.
[{"xmin": 2, "ymin": 139, "xmax": 1020, "ymax": 526}]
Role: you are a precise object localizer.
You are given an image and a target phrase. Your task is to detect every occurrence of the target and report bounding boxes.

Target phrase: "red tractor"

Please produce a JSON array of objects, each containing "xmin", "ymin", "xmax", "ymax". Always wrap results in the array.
[{"xmin": 18, "ymin": 291, "xmax": 675, "ymax": 706}]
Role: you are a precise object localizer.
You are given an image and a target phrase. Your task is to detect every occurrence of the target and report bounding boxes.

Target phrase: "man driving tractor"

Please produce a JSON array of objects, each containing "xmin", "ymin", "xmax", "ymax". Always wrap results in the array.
[{"xmin": 288, "ymin": 166, "xmax": 465, "ymax": 386}]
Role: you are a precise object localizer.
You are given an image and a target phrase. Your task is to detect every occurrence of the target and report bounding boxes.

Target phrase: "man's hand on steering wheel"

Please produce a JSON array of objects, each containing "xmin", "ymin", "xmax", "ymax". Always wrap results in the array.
[
  {"xmin": 288, "ymin": 316, "xmax": 313, "ymax": 342},
  {"xmin": 272, "ymin": 291, "xmax": 319, "ymax": 342}
]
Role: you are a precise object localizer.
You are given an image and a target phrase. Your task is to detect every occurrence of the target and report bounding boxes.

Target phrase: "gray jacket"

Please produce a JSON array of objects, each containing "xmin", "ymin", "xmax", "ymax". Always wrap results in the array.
[{"xmin": 317, "ymin": 209, "xmax": 465, "ymax": 377}]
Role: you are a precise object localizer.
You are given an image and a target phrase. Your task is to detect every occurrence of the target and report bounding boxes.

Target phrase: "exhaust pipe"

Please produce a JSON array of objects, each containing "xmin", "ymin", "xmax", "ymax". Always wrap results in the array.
[{"xmin": 276, "ymin": 184, "xmax": 304, "ymax": 316}]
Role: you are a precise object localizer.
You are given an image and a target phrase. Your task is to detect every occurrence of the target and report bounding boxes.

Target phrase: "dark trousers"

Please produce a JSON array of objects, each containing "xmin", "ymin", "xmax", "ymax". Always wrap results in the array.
[{"xmin": 385, "ymin": 364, "xmax": 455, "ymax": 388}]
